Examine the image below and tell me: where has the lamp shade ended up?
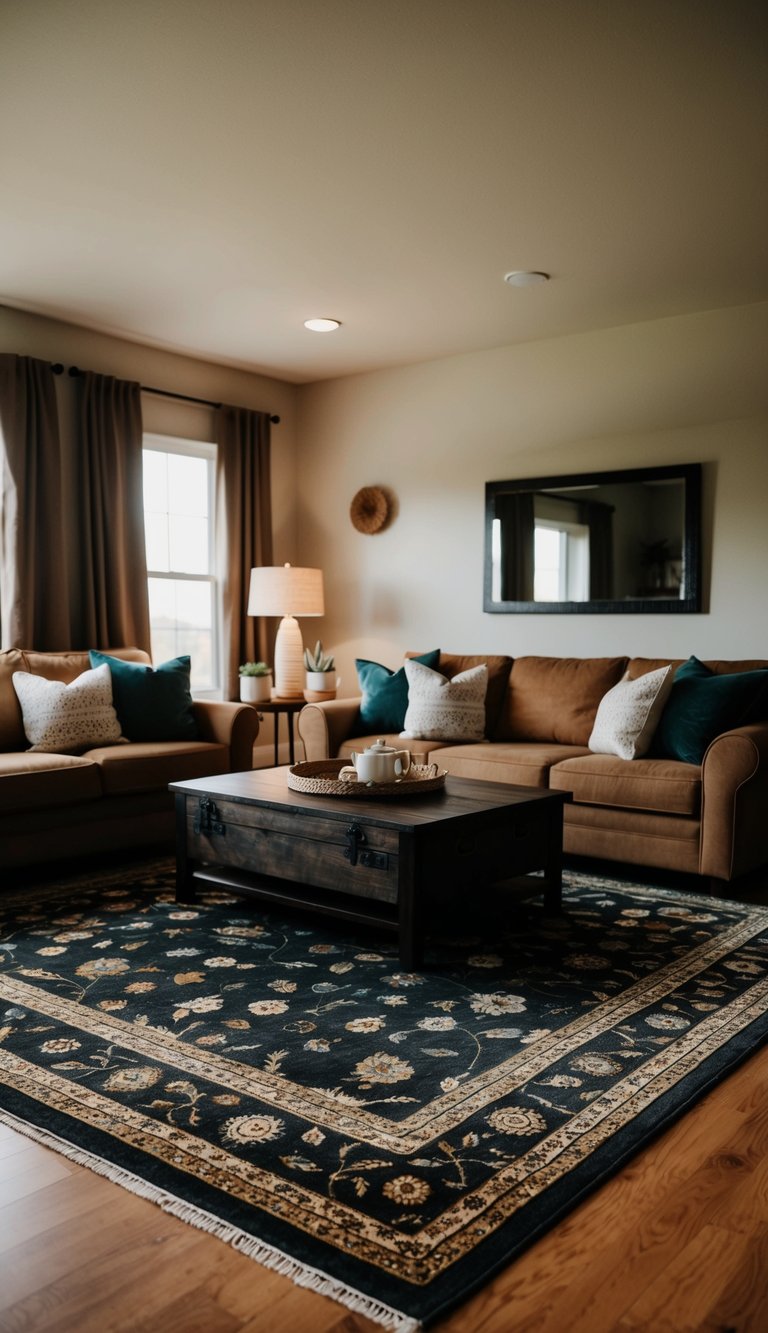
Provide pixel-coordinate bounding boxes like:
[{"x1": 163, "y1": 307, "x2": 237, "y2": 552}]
[{"x1": 247, "y1": 564, "x2": 324, "y2": 618}]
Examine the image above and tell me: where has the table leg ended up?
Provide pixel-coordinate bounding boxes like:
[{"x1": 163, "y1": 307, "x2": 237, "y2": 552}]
[
  {"x1": 398, "y1": 837, "x2": 421, "y2": 969},
  {"x1": 273, "y1": 711, "x2": 280, "y2": 766},
  {"x1": 287, "y1": 712, "x2": 296, "y2": 764},
  {"x1": 542, "y1": 808, "x2": 564, "y2": 914},
  {"x1": 174, "y1": 795, "x2": 196, "y2": 903}
]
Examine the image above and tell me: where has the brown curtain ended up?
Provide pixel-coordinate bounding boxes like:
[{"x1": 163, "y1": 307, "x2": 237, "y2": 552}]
[
  {"x1": 0, "y1": 354, "x2": 72, "y2": 649},
  {"x1": 497, "y1": 491, "x2": 535, "y2": 601},
  {"x1": 74, "y1": 372, "x2": 151, "y2": 651},
  {"x1": 215, "y1": 405, "x2": 273, "y2": 700},
  {"x1": 578, "y1": 499, "x2": 615, "y2": 599}
]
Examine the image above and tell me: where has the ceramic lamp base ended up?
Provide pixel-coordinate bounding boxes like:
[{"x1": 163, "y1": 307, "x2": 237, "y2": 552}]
[{"x1": 273, "y1": 614, "x2": 305, "y2": 698}]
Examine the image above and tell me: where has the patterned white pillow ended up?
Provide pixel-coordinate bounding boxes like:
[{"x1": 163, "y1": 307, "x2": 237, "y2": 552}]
[
  {"x1": 13, "y1": 663, "x2": 124, "y2": 754},
  {"x1": 588, "y1": 665, "x2": 674, "y2": 760},
  {"x1": 402, "y1": 660, "x2": 488, "y2": 741}
]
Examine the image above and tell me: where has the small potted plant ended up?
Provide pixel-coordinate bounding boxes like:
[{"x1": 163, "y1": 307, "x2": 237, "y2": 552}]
[
  {"x1": 239, "y1": 661, "x2": 272, "y2": 703},
  {"x1": 303, "y1": 641, "x2": 337, "y2": 701}
]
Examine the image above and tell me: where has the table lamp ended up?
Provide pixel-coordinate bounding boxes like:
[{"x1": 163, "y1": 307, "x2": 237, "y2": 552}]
[{"x1": 247, "y1": 564, "x2": 325, "y2": 698}]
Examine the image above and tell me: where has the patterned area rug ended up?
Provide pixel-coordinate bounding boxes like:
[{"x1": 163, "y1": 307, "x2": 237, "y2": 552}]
[{"x1": 1, "y1": 860, "x2": 767, "y2": 1330}]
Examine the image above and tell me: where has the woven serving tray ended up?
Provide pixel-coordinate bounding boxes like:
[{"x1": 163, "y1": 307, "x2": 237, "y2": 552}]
[{"x1": 287, "y1": 759, "x2": 447, "y2": 798}]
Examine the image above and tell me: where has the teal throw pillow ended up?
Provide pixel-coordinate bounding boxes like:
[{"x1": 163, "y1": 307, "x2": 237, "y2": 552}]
[
  {"x1": 356, "y1": 650, "x2": 440, "y2": 733},
  {"x1": 653, "y1": 656, "x2": 768, "y2": 765},
  {"x1": 88, "y1": 651, "x2": 199, "y2": 742}
]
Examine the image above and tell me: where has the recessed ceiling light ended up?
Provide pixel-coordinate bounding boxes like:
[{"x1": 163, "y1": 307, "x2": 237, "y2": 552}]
[
  {"x1": 303, "y1": 318, "x2": 342, "y2": 332},
  {"x1": 503, "y1": 271, "x2": 550, "y2": 287}
]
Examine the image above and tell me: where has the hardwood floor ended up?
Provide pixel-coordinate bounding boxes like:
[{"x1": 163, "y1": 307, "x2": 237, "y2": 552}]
[
  {"x1": 2, "y1": 1043, "x2": 767, "y2": 1332},
  {"x1": 2, "y1": 861, "x2": 767, "y2": 1331}
]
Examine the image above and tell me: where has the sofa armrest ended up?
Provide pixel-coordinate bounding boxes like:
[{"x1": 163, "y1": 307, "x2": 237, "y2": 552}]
[
  {"x1": 700, "y1": 723, "x2": 768, "y2": 880},
  {"x1": 192, "y1": 701, "x2": 260, "y2": 773},
  {"x1": 297, "y1": 697, "x2": 364, "y2": 761}
]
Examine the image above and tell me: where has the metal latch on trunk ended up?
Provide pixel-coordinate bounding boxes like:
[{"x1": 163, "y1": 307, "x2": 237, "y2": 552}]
[
  {"x1": 343, "y1": 823, "x2": 387, "y2": 871},
  {"x1": 194, "y1": 797, "x2": 226, "y2": 837}
]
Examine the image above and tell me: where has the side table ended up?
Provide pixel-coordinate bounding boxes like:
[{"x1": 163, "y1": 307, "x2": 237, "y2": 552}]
[{"x1": 254, "y1": 697, "x2": 305, "y2": 766}]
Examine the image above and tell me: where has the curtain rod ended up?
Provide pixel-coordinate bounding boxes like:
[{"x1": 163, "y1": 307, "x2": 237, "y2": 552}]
[{"x1": 50, "y1": 364, "x2": 280, "y2": 424}]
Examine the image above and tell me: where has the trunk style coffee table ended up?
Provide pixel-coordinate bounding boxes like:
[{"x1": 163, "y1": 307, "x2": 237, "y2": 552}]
[{"x1": 170, "y1": 768, "x2": 568, "y2": 969}]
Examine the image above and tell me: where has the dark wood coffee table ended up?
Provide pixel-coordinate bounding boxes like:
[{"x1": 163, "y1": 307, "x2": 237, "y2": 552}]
[{"x1": 170, "y1": 768, "x2": 568, "y2": 968}]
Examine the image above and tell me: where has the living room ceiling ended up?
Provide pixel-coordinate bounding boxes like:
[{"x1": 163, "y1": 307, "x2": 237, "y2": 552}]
[{"x1": 2, "y1": 0, "x2": 766, "y2": 384}]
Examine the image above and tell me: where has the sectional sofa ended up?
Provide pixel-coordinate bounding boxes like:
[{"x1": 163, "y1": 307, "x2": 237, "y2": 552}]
[
  {"x1": 0, "y1": 648, "x2": 260, "y2": 871},
  {"x1": 297, "y1": 653, "x2": 768, "y2": 889}
]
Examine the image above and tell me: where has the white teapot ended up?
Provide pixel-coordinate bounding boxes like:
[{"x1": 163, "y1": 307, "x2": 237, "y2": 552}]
[{"x1": 339, "y1": 739, "x2": 412, "y2": 783}]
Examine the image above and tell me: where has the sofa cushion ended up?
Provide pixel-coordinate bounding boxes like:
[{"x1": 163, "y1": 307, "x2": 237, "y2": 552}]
[
  {"x1": 402, "y1": 661, "x2": 488, "y2": 741},
  {"x1": 588, "y1": 665, "x2": 674, "y2": 760},
  {"x1": 12, "y1": 664, "x2": 124, "y2": 753},
  {"x1": 0, "y1": 752, "x2": 103, "y2": 812},
  {"x1": 497, "y1": 656, "x2": 628, "y2": 745},
  {"x1": 652, "y1": 656, "x2": 768, "y2": 764},
  {"x1": 355, "y1": 650, "x2": 440, "y2": 734},
  {"x1": 550, "y1": 753, "x2": 701, "y2": 816},
  {"x1": 90, "y1": 741, "x2": 230, "y2": 795},
  {"x1": 438, "y1": 742, "x2": 590, "y2": 787},
  {"x1": 89, "y1": 651, "x2": 199, "y2": 742},
  {"x1": 415, "y1": 652, "x2": 513, "y2": 738},
  {"x1": 0, "y1": 647, "x2": 150, "y2": 750},
  {"x1": 563, "y1": 803, "x2": 701, "y2": 875},
  {"x1": 628, "y1": 657, "x2": 768, "y2": 679}
]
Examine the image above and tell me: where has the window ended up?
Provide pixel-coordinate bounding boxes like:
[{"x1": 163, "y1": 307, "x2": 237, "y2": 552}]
[
  {"x1": 142, "y1": 435, "x2": 218, "y2": 693},
  {"x1": 534, "y1": 520, "x2": 590, "y2": 602}
]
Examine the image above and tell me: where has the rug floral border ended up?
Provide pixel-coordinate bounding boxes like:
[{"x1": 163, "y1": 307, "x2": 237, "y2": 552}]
[{"x1": 2, "y1": 866, "x2": 767, "y2": 1329}]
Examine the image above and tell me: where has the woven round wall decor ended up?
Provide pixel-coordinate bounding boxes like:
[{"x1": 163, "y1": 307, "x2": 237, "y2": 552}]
[{"x1": 350, "y1": 485, "x2": 390, "y2": 534}]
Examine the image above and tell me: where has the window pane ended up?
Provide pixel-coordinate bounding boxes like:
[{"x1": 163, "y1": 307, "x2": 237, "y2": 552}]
[
  {"x1": 168, "y1": 453, "x2": 208, "y2": 518},
  {"x1": 176, "y1": 578, "x2": 212, "y2": 629},
  {"x1": 148, "y1": 576, "x2": 177, "y2": 624},
  {"x1": 169, "y1": 515, "x2": 209, "y2": 574},
  {"x1": 148, "y1": 577, "x2": 214, "y2": 689},
  {"x1": 534, "y1": 526, "x2": 562, "y2": 601},
  {"x1": 145, "y1": 513, "x2": 170, "y2": 572},
  {"x1": 143, "y1": 450, "x2": 168, "y2": 512},
  {"x1": 534, "y1": 568, "x2": 561, "y2": 601}
]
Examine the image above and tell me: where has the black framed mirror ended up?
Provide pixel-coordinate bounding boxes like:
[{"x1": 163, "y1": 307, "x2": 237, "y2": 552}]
[{"x1": 484, "y1": 462, "x2": 702, "y2": 614}]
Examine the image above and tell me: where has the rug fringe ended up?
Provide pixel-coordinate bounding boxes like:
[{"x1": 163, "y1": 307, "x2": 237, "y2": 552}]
[{"x1": 0, "y1": 1109, "x2": 421, "y2": 1332}]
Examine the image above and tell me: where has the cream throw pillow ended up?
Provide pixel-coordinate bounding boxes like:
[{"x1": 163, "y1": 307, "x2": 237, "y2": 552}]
[
  {"x1": 13, "y1": 663, "x2": 124, "y2": 754},
  {"x1": 402, "y1": 660, "x2": 488, "y2": 741},
  {"x1": 588, "y1": 665, "x2": 674, "y2": 760}
]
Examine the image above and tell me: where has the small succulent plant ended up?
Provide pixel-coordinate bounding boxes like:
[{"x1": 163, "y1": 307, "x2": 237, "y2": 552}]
[
  {"x1": 239, "y1": 661, "x2": 271, "y2": 677},
  {"x1": 303, "y1": 641, "x2": 335, "y2": 672}
]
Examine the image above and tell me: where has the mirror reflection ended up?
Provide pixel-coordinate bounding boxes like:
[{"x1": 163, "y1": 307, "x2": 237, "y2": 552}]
[{"x1": 485, "y1": 463, "x2": 701, "y2": 614}]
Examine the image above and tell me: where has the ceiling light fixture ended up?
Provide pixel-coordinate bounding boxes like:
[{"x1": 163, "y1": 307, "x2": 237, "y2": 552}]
[
  {"x1": 503, "y1": 271, "x2": 550, "y2": 287},
  {"x1": 303, "y1": 318, "x2": 342, "y2": 332}
]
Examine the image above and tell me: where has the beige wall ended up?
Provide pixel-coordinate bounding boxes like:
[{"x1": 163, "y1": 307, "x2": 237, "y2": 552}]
[
  {"x1": 0, "y1": 304, "x2": 301, "y2": 754},
  {"x1": 0, "y1": 305, "x2": 300, "y2": 560},
  {"x1": 296, "y1": 303, "x2": 768, "y2": 695},
  {"x1": 4, "y1": 301, "x2": 768, "y2": 707}
]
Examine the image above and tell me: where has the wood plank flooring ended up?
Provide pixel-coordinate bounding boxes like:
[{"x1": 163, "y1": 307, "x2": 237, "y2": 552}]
[
  {"x1": 2, "y1": 861, "x2": 767, "y2": 1331},
  {"x1": 2, "y1": 1041, "x2": 767, "y2": 1330}
]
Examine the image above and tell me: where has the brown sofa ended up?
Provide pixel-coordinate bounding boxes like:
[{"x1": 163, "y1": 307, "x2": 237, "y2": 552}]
[
  {"x1": 297, "y1": 653, "x2": 768, "y2": 889},
  {"x1": 0, "y1": 648, "x2": 260, "y2": 871}
]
